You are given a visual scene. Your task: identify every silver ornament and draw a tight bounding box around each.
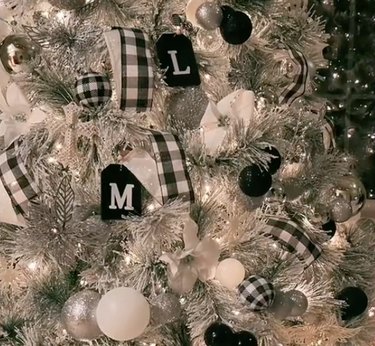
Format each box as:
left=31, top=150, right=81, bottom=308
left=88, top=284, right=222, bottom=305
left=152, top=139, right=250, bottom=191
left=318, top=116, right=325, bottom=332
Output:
left=285, top=290, right=308, bottom=317
left=48, top=0, right=86, bottom=10
left=0, top=35, right=39, bottom=74
left=195, top=2, right=223, bottom=30
left=196, top=29, right=224, bottom=52
left=61, top=290, right=102, bottom=341
left=330, top=197, right=353, bottom=223
left=167, top=87, right=208, bottom=129
left=335, top=176, right=366, bottom=216
left=150, top=293, right=182, bottom=326
left=269, top=290, right=293, bottom=319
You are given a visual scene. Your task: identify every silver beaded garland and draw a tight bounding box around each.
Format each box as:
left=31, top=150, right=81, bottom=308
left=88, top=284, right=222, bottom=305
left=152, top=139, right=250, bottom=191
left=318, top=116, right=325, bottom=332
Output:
left=195, top=2, right=223, bottom=30
left=61, top=290, right=102, bottom=341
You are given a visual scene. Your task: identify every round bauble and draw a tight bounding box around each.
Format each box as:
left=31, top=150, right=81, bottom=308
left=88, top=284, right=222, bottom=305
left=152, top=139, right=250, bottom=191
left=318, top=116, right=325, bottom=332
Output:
left=263, top=146, right=282, bottom=175
left=61, top=290, right=102, bottom=341
left=329, top=197, right=353, bottom=223
left=219, top=6, right=252, bottom=45
left=335, top=175, right=366, bottom=216
left=185, top=0, right=207, bottom=26
left=0, top=35, right=39, bottom=74
left=238, top=165, right=273, bottom=197
left=215, top=258, right=245, bottom=290
left=321, top=219, right=336, bottom=238
left=238, top=276, right=275, bottom=311
left=336, top=287, right=368, bottom=320
left=75, top=73, right=112, bottom=108
left=167, top=87, right=208, bottom=130
left=285, top=290, right=308, bottom=317
left=196, top=2, right=223, bottom=30
left=150, top=293, right=182, bottom=325
left=233, top=331, right=258, bottom=346
left=204, top=322, right=233, bottom=346
left=96, top=287, right=150, bottom=341
left=269, top=290, right=293, bottom=320
left=48, top=0, right=86, bottom=10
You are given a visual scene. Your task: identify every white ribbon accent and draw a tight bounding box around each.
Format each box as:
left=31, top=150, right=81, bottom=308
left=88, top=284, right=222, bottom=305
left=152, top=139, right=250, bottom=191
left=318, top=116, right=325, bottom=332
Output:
left=120, top=148, right=163, bottom=206
left=0, top=82, right=46, bottom=147
left=160, top=217, right=221, bottom=294
left=200, top=89, right=255, bottom=155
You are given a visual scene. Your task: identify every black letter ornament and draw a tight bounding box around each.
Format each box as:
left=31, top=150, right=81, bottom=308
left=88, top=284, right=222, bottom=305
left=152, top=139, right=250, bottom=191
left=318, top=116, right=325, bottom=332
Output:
left=156, top=33, right=201, bottom=87
left=101, top=164, right=142, bottom=219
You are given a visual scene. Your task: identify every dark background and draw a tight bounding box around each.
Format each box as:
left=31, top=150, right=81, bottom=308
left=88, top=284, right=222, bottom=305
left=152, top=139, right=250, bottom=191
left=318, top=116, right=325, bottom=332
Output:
left=312, top=0, right=375, bottom=199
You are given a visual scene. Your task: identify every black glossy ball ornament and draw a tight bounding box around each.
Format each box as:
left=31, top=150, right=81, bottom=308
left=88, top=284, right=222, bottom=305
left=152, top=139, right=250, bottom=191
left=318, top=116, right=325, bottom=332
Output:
left=233, top=331, right=258, bottom=346
left=322, top=219, right=336, bottom=238
left=336, top=287, right=368, bottom=320
left=239, top=165, right=273, bottom=197
left=263, top=146, right=282, bottom=175
left=204, top=322, right=233, bottom=346
left=219, top=6, right=252, bottom=45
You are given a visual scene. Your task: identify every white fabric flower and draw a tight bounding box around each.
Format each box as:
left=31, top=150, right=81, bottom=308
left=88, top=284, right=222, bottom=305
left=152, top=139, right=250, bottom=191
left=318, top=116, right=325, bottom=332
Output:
left=200, top=89, right=255, bottom=155
left=160, top=217, right=221, bottom=294
left=0, top=82, right=46, bottom=147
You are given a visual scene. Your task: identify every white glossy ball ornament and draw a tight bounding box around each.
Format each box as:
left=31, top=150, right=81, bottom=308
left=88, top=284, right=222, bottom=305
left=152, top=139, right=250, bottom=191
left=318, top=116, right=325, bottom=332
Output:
left=215, top=258, right=245, bottom=289
left=96, top=287, right=150, bottom=341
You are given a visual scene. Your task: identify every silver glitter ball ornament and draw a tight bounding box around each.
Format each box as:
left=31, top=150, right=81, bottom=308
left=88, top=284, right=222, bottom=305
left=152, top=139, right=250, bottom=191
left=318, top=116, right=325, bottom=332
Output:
left=150, top=293, right=182, bottom=325
left=335, top=175, right=366, bottom=216
left=285, top=290, right=308, bottom=317
left=48, top=0, right=86, bottom=10
left=61, top=290, right=102, bottom=341
left=196, top=2, right=223, bottom=30
left=167, top=87, right=208, bottom=129
left=330, top=197, right=353, bottom=223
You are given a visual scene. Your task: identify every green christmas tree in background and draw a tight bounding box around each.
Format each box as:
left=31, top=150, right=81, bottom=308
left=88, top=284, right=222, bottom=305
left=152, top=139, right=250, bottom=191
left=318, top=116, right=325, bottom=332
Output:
left=0, top=0, right=373, bottom=345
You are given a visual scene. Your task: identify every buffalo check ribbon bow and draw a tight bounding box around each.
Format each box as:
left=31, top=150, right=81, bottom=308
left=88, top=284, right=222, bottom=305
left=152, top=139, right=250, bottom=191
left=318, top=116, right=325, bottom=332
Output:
left=56, top=103, right=98, bottom=169
left=277, top=47, right=311, bottom=106
left=200, top=89, right=255, bottom=155
left=104, top=27, right=154, bottom=112
left=261, top=216, right=322, bottom=269
left=120, top=130, right=194, bottom=207
left=0, top=139, right=38, bottom=226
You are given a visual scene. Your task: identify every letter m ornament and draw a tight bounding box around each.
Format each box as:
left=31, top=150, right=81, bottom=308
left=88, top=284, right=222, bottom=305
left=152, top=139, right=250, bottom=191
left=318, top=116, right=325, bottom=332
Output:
left=101, top=164, right=142, bottom=219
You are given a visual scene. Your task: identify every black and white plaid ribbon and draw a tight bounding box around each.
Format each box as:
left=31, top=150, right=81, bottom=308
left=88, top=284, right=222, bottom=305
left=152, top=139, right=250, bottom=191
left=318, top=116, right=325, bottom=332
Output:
left=238, top=275, right=275, bottom=311
left=263, top=217, right=322, bottom=268
left=279, top=48, right=310, bottom=106
left=0, top=140, right=38, bottom=216
left=148, top=131, right=194, bottom=205
left=104, top=28, right=153, bottom=112
left=322, top=116, right=336, bottom=151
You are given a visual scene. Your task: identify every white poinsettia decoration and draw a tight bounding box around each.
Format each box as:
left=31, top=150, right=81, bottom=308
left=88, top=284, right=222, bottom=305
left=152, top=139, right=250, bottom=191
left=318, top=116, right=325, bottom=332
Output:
left=160, top=217, right=221, bottom=294
left=0, top=82, right=46, bottom=147
left=200, top=89, right=255, bottom=155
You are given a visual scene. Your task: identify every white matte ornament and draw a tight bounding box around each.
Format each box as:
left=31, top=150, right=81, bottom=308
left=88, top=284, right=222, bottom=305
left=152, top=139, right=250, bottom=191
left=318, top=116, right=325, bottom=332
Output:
left=96, top=287, right=150, bottom=341
left=215, top=258, right=245, bottom=289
